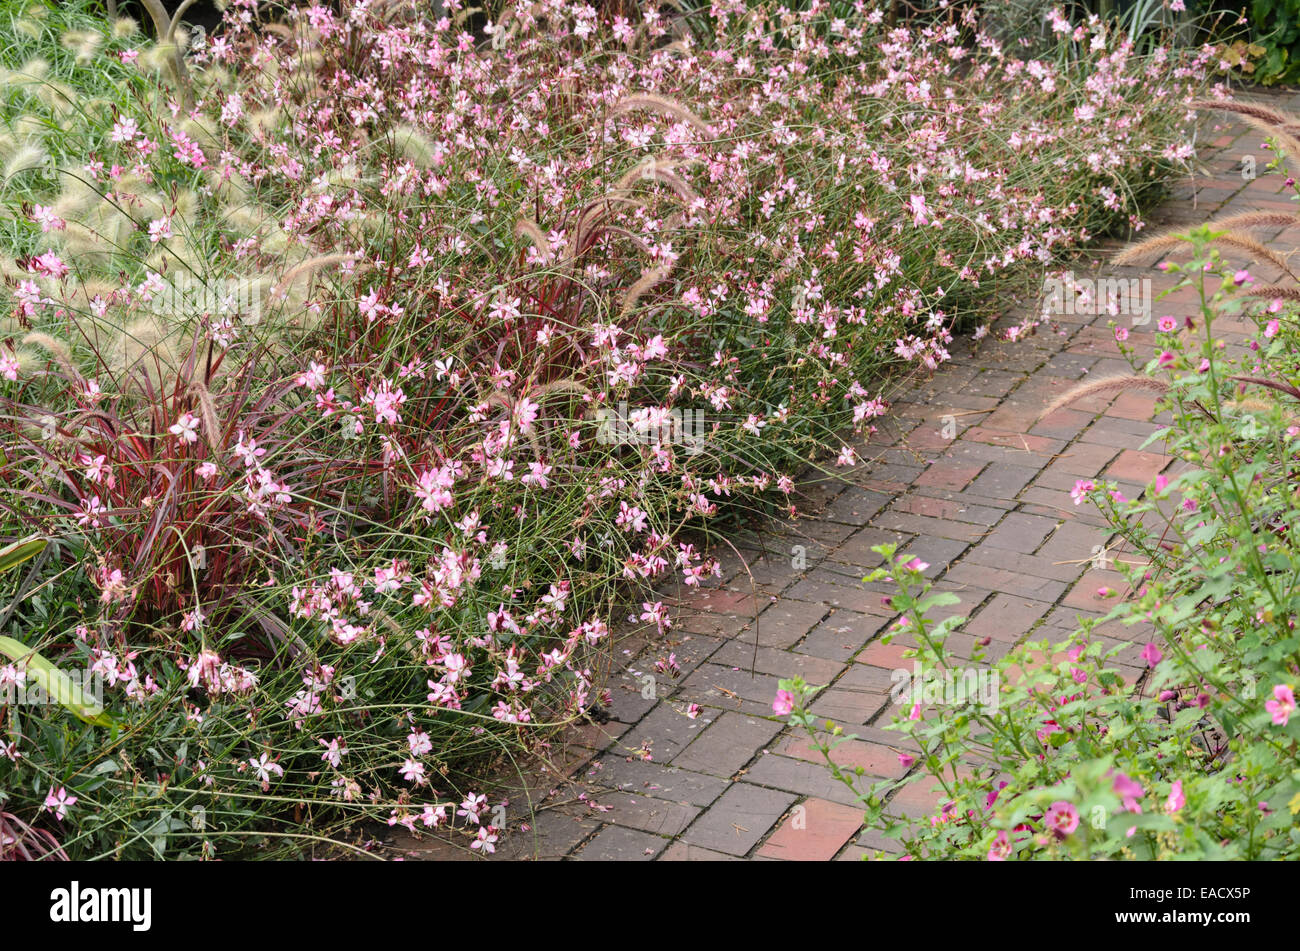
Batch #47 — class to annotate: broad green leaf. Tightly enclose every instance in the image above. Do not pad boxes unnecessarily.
[916,592,962,612]
[0,536,46,575]
[0,635,114,728]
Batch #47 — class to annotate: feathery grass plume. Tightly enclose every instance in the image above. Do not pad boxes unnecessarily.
[209,168,253,206]
[620,263,674,318]
[1038,375,1170,419]
[1245,285,1300,302]
[451,6,483,29]
[64,279,118,315]
[615,155,700,193]
[1228,397,1280,415]
[324,160,365,191]
[81,97,116,123]
[390,124,439,168]
[1210,232,1297,279]
[1229,374,1300,402]
[564,194,648,264]
[12,56,51,85]
[218,200,274,239]
[599,224,656,256]
[515,217,553,263]
[189,380,222,449]
[1190,101,1300,168]
[136,43,177,76]
[53,219,124,263]
[111,315,185,384]
[113,17,141,39]
[14,19,41,41]
[53,167,108,217]
[250,107,285,137]
[373,0,422,20]
[21,333,81,385]
[530,379,592,402]
[1115,227,1297,278]
[634,165,699,208]
[11,114,49,141]
[48,177,136,261]
[1190,99,1295,129]
[33,79,77,117]
[146,236,202,275]
[290,49,326,76]
[59,29,104,65]
[261,226,291,257]
[608,93,714,138]
[180,116,224,153]
[1211,210,1300,231]
[269,253,358,303]
[484,379,595,455]
[2,144,49,184]
[528,378,594,446]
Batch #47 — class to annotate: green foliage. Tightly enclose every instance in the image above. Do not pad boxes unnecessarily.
[1245,0,1300,83]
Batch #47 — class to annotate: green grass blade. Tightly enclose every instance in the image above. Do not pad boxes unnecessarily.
[0,635,114,728]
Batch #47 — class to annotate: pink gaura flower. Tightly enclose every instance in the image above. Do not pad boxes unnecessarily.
[907,193,930,226]
[43,787,78,820]
[170,412,200,443]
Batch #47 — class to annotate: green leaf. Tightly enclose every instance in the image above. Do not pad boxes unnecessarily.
[916,592,961,612]
[0,536,46,575]
[0,635,114,728]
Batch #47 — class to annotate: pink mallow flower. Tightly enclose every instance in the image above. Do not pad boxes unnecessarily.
[987,830,1012,861]
[1165,780,1185,814]
[1266,684,1295,726]
[1044,801,1079,837]
[1112,773,1144,813]
[772,689,795,716]
[1140,642,1163,668]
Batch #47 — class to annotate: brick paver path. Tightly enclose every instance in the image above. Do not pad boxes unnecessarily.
[474,97,1300,861]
